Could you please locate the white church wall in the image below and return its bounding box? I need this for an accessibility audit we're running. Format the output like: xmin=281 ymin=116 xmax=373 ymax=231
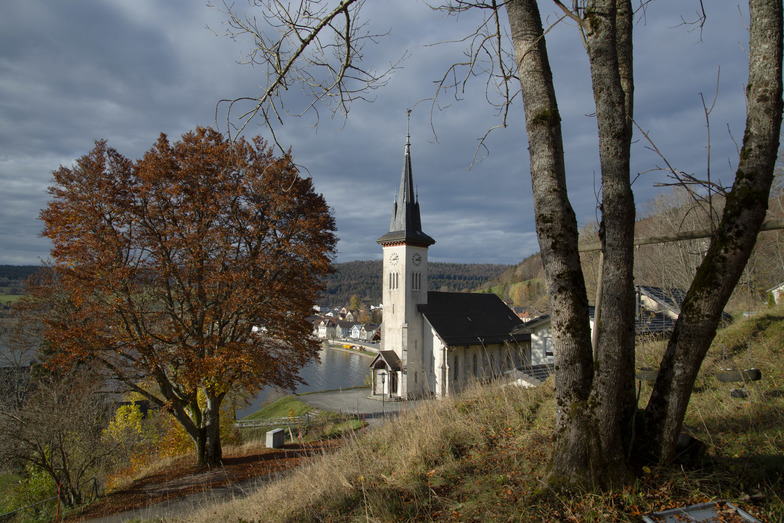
xmin=431 ymin=330 xmax=449 ymax=398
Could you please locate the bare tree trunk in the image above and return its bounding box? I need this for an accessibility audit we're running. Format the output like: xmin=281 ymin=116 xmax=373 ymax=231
xmin=202 ymin=392 xmax=224 ymax=467
xmin=645 ymin=0 xmax=783 ymax=462
xmin=584 ymin=0 xmax=637 ymax=481
xmin=148 ymin=368 xmax=226 ymax=467
xmin=506 ymin=0 xmax=596 ymax=488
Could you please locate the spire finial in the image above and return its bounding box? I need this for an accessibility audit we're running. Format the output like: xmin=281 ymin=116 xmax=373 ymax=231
xmin=406 ymin=108 xmax=412 ymax=145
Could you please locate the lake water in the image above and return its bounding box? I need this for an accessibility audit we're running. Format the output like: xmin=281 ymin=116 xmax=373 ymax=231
xmin=235 ymin=348 xmax=372 ymax=418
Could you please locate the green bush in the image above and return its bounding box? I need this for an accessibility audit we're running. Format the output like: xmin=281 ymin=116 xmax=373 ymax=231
xmin=0 ymin=465 xmax=57 ymax=522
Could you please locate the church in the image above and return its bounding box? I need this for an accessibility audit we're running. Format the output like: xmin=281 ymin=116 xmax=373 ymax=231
xmin=369 ymin=131 xmax=531 ymax=399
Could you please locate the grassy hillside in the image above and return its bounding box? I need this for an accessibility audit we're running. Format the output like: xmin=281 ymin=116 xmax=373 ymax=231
xmin=193 ymin=309 xmax=784 ymax=521
xmin=241 ymin=396 xmax=313 ymax=421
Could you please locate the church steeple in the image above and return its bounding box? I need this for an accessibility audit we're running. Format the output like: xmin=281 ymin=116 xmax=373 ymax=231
xmin=377 ymin=113 xmax=435 ymax=247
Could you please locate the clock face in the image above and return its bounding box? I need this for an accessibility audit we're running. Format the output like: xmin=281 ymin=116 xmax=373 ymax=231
xmin=412 ymin=253 xmax=422 ymax=266
xmin=389 ymin=253 xmax=399 ymax=265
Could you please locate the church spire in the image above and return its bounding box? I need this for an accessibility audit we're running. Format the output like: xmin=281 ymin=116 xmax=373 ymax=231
xmin=377 ymin=111 xmax=435 ymax=247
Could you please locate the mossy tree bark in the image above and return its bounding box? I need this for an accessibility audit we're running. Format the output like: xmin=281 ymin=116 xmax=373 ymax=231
xmin=507 ymin=0 xmax=598 ymax=488
xmin=583 ymin=0 xmax=637 ymax=483
xmin=645 ymin=0 xmax=783 ymax=462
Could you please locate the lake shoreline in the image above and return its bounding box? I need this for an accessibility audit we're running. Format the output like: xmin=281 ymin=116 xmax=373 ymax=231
xmin=236 ymin=343 xmax=372 ymax=418
xmin=321 ymin=342 xmax=377 ymax=358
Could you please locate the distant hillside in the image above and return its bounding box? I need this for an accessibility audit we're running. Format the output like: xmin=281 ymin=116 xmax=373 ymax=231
xmin=0 ymin=266 xmax=39 ymax=281
xmin=0 ymin=266 xmax=39 ymax=315
xmin=477 ymin=253 xmax=548 ymax=310
xmin=322 ymin=261 xmax=510 ymax=307
xmin=0 ymin=263 xmax=508 ymax=310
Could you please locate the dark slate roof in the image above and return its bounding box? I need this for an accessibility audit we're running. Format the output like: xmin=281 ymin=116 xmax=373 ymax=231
xmin=377 ymin=134 xmax=435 ymax=247
xmin=506 ymin=364 xmax=554 ymax=384
xmin=588 ymin=305 xmax=677 ymax=336
xmin=370 ymin=350 xmax=402 ymax=371
xmin=418 ymin=291 xmax=528 ymax=346
xmin=635 ymin=309 xmax=678 ymax=335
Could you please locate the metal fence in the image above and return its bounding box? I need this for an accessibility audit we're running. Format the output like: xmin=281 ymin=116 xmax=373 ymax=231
xmin=233 ymin=412 xmax=318 ymax=429
xmin=0 ymin=477 xmax=99 ymax=522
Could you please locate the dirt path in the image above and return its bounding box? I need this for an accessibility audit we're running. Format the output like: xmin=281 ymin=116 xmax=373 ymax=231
xmin=86 ymin=470 xmax=284 ymax=522
xmin=67 ymin=440 xmax=341 ymax=522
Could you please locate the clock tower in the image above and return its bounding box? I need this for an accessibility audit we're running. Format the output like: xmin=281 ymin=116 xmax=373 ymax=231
xmin=376 ymin=123 xmax=435 ymax=399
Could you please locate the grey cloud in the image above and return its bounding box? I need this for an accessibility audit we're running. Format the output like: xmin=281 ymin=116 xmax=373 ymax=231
xmin=0 ymin=1 xmax=761 ymax=268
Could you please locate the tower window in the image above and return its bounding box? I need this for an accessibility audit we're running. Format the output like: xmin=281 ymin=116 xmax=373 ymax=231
xmin=389 ymin=272 xmax=399 ymax=290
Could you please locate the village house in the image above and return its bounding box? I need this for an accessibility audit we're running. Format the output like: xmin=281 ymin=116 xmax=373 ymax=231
xmin=767 ymin=281 xmax=784 ymax=304
xmin=513 ymin=285 xmax=730 ymax=365
xmin=316 ymin=318 xmax=337 ymax=340
xmin=348 ymin=323 xmax=381 ymax=342
xmin=360 ymin=323 xmax=381 ymax=342
xmin=369 ymin=131 xmax=531 ymax=399
xmin=334 ymin=319 xmax=357 ymax=339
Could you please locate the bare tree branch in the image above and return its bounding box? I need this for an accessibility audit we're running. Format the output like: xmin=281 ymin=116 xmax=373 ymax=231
xmin=211 ymin=0 xmax=402 ymax=150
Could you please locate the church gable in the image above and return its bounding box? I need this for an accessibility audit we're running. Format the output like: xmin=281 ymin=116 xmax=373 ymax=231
xmin=370 ymin=350 xmax=402 ymax=372
xmin=418 ymin=291 xmax=529 ymax=346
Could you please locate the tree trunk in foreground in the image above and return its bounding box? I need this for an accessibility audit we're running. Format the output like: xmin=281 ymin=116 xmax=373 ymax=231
xmin=583 ymin=0 xmax=637 ymax=484
xmin=199 ymin=393 xmax=224 ymax=467
xmin=163 ymin=382 xmax=225 ymax=467
xmin=506 ymin=0 xmax=597 ymax=487
xmin=509 ymin=0 xmax=782 ymax=487
xmin=645 ymin=0 xmax=783 ymax=462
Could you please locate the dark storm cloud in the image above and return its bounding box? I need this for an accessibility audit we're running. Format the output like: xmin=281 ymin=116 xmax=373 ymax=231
xmin=0 ymin=1 xmax=759 ymax=268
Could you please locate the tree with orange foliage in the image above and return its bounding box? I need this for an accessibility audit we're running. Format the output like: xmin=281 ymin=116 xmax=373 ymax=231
xmin=32 ymin=127 xmax=337 ymax=466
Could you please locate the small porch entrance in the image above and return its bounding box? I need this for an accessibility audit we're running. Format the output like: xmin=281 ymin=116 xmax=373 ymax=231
xmin=369 ymin=350 xmax=402 ymax=398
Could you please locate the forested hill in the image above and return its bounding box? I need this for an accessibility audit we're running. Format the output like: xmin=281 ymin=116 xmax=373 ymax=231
xmin=1 ymin=263 xmax=508 ymax=309
xmin=0 ymin=265 xmax=39 ymax=281
xmin=323 ymin=260 xmax=510 ymax=307
xmin=475 ymin=253 xmax=548 ymax=311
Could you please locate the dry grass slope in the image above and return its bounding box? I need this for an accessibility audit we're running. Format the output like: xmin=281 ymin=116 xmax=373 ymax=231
xmin=190 ymin=309 xmax=784 ymax=522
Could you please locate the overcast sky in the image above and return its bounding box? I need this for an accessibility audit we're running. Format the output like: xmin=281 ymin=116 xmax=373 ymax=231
xmin=0 ymin=1 xmax=755 ymax=266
